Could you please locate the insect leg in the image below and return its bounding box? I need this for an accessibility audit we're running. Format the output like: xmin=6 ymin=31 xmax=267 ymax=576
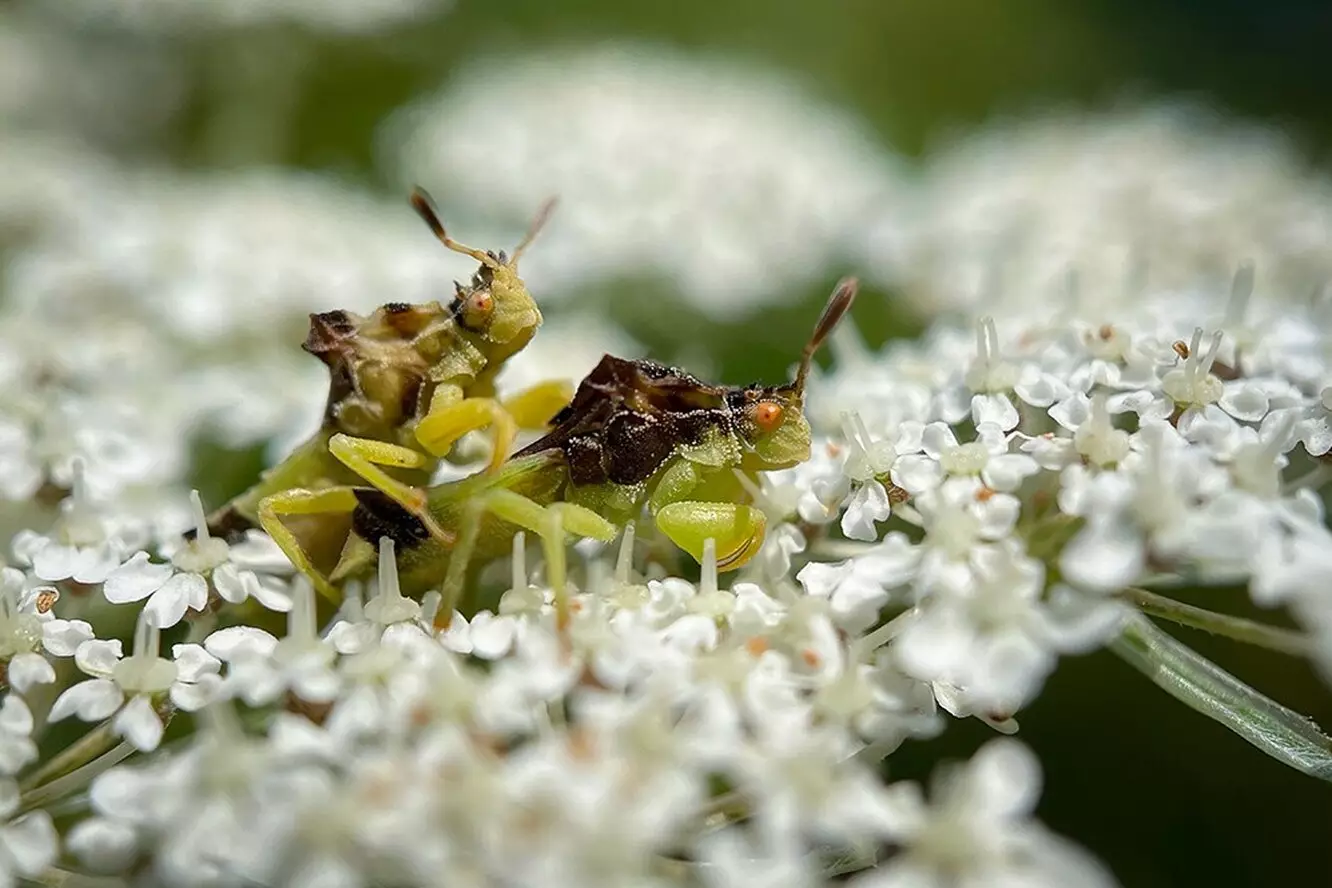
xmin=654 ymin=501 xmax=768 ymax=572
xmin=257 ymin=486 xmax=360 ymax=602
xmin=501 ymin=379 xmax=575 ymax=430
xmin=326 ymin=434 xmax=454 ymax=546
xmin=439 ymin=488 xmax=617 ymax=628
xmin=415 ymin=395 xmax=519 ymax=474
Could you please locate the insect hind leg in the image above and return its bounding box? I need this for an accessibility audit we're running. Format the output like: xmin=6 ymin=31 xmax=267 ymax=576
xmin=438 ymin=488 xmax=617 ymax=630
xmin=257 ymin=486 xmax=361 ymax=603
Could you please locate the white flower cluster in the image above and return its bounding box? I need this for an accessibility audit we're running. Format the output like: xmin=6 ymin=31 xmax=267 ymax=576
xmin=0 ymin=140 xmax=629 ymax=519
xmin=10 ymin=529 xmax=1106 ymax=888
xmin=803 ymin=265 xmax=1332 ymax=693
xmin=891 ymin=104 xmax=1332 ymax=317
xmin=385 ymin=44 xmax=909 ymax=318
xmin=32 ymin=0 xmax=453 ymax=34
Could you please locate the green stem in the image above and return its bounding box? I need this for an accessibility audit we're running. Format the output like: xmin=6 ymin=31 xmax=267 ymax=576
xmin=1284 ymin=463 xmax=1332 ymax=495
xmin=17 ymin=720 xmax=118 ymax=795
xmin=1110 ymin=613 xmax=1332 ymax=781
xmin=1121 ymin=587 xmax=1311 ymax=657
xmin=20 ymin=740 xmax=135 ymax=815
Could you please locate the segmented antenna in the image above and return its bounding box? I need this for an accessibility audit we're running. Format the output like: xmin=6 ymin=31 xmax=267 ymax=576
xmin=410 ymin=186 xmax=500 ymax=268
xmin=511 ymin=196 xmax=558 ymax=265
xmin=794 ymin=277 xmax=858 ymax=395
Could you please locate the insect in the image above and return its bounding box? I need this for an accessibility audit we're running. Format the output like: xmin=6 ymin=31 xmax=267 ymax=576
xmin=208 ymin=187 xmax=570 ymax=544
xmin=263 ymin=277 xmax=859 ymax=623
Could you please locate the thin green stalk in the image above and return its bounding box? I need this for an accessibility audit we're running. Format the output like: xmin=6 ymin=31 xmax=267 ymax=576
xmin=1122 ymin=587 xmax=1311 ymax=657
xmin=18 ymin=721 xmax=117 ymax=795
xmin=20 ymin=740 xmax=135 ymax=814
xmin=1110 ymin=613 xmax=1332 ymax=781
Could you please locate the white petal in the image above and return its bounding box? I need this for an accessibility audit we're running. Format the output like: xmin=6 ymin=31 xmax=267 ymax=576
xmin=101 ymin=552 xmax=172 ymax=604
xmin=210 ymin=562 xmax=247 ymax=604
xmin=975 ymin=494 xmax=1020 ymax=540
xmin=203 ymin=626 xmax=278 ymax=661
xmin=146 ymin=573 xmax=209 ymax=629
xmin=469 ymin=612 xmax=517 ymax=659
xmin=74 ymin=639 xmax=124 ymax=678
xmin=170 ymin=673 xmax=223 ymax=712
xmin=1015 ymin=367 xmax=1068 ymax=407
xmin=891 ymin=455 xmax=942 ymax=495
xmin=169 ymin=644 xmax=221 ymax=682
xmin=1060 ymin=521 xmax=1145 ymax=593
xmin=1049 ymin=393 xmax=1090 ymax=432
xmin=42 ymin=618 xmax=94 ymax=657
xmin=971 ymin=393 xmax=1019 ymax=431
xmin=796 ymin=560 xmax=854 ymax=599
xmin=842 ymin=481 xmax=892 ymax=542
xmin=49 ymin=679 xmax=124 ymax=723
xmin=920 ymin=423 xmax=958 ymax=459
xmin=1220 ymin=384 xmax=1270 ymax=423
xmin=7 ymin=653 xmax=55 ymax=694
xmin=983 ymin=454 xmax=1040 ymax=492
xmin=1037 ymin=586 xmax=1129 ymax=652
xmin=0 ymin=810 xmax=59 ymax=876
xmin=113 ymin=696 xmax=164 ymax=752
xmin=67 ymin=816 xmax=140 ymax=873
xmin=248 ymin=575 xmax=294 ymax=612
xmin=72 ymin=546 xmax=126 ymax=585
xmin=31 ymin=543 xmax=81 ymax=582
xmin=967 ymin=737 xmax=1042 ymax=820
xmin=0 ymin=696 xmax=33 ymax=737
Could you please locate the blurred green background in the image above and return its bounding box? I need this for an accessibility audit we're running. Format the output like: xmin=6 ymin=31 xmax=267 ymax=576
xmin=12 ymin=0 xmax=1332 ymax=882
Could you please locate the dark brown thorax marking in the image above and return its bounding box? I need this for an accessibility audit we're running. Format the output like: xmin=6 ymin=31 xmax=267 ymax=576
xmin=514 ymin=354 xmax=793 ymax=487
xmin=351 ymin=488 xmax=431 ymax=551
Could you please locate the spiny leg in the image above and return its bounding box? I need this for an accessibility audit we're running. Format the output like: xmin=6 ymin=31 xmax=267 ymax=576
xmin=502 ymin=379 xmax=575 ymax=430
xmin=416 ymin=395 xmax=519 ymax=474
xmin=257 ymin=486 xmax=360 ymax=603
xmin=655 ymin=501 xmax=767 ymax=571
xmin=437 ymin=487 xmax=617 ymax=629
xmin=326 ymin=434 xmax=453 ymax=546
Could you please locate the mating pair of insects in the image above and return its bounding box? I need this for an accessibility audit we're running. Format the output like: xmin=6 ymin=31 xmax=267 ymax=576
xmin=209 ymin=188 xmax=857 ymax=622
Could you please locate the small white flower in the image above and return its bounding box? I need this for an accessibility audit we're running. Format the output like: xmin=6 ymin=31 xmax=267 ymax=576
xmin=205 ymin=580 xmax=340 ymax=706
xmin=0 ymin=808 xmax=59 ymax=887
xmin=894 ymin=421 xmax=1039 ymax=495
xmin=908 ymin=477 xmax=1021 ymax=595
xmin=0 ymin=569 xmax=57 ymax=691
xmin=797 ymin=533 xmax=919 ymax=633
xmin=9 ymin=464 xmax=145 ymax=584
xmin=893 ymin=544 xmax=1124 ymax=711
xmin=102 ymin=551 xmax=207 ymax=630
xmin=49 ymin=610 xmax=215 ymax=752
xmin=850 ymin=739 xmax=1116 ymax=888
xmin=0 ymin=696 xmax=37 ymax=776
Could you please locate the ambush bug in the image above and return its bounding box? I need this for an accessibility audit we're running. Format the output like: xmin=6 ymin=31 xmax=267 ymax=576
xmin=208 ymin=188 xmax=570 ymax=544
xmin=262 ymin=278 xmax=859 ymax=625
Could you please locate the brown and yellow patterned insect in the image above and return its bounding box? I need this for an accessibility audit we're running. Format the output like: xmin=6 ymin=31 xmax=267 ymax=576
xmin=262 ymin=278 xmax=859 ymax=625
xmin=207 ymin=188 xmax=571 ymax=552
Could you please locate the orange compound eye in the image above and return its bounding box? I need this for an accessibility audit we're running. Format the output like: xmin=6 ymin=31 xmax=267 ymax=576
xmin=467 ymin=291 xmax=495 ymax=315
xmin=753 ymin=400 xmax=784 ymax=432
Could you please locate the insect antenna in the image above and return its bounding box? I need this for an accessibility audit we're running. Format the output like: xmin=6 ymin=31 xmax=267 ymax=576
xmin=410 ymin=186 xmax=501 ymax=269
xmin=509 ymin=196 xmax=559 ymax=266
xmin=793 ymin=276 xmax=859 ymax=397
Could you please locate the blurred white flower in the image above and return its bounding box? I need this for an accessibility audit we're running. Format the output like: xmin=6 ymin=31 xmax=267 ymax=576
xmin=386 ymin=43 xmax=908 ymax=317
xmin=850 ymin=739 xmax=1117 ymax=888
xmin=50 ymin=610 xmax=219 ymax=752
xmin=36 ymin=0 xmax=453 ymax=34
xmin=891 ymin=104 xmax=1332 ymax=318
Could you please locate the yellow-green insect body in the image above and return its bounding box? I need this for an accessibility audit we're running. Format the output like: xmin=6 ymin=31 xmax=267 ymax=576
xmin=213 ymin=189 xmax=567 ymax=544
xmin=265 ymin=278 xmax=859 ymax=625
